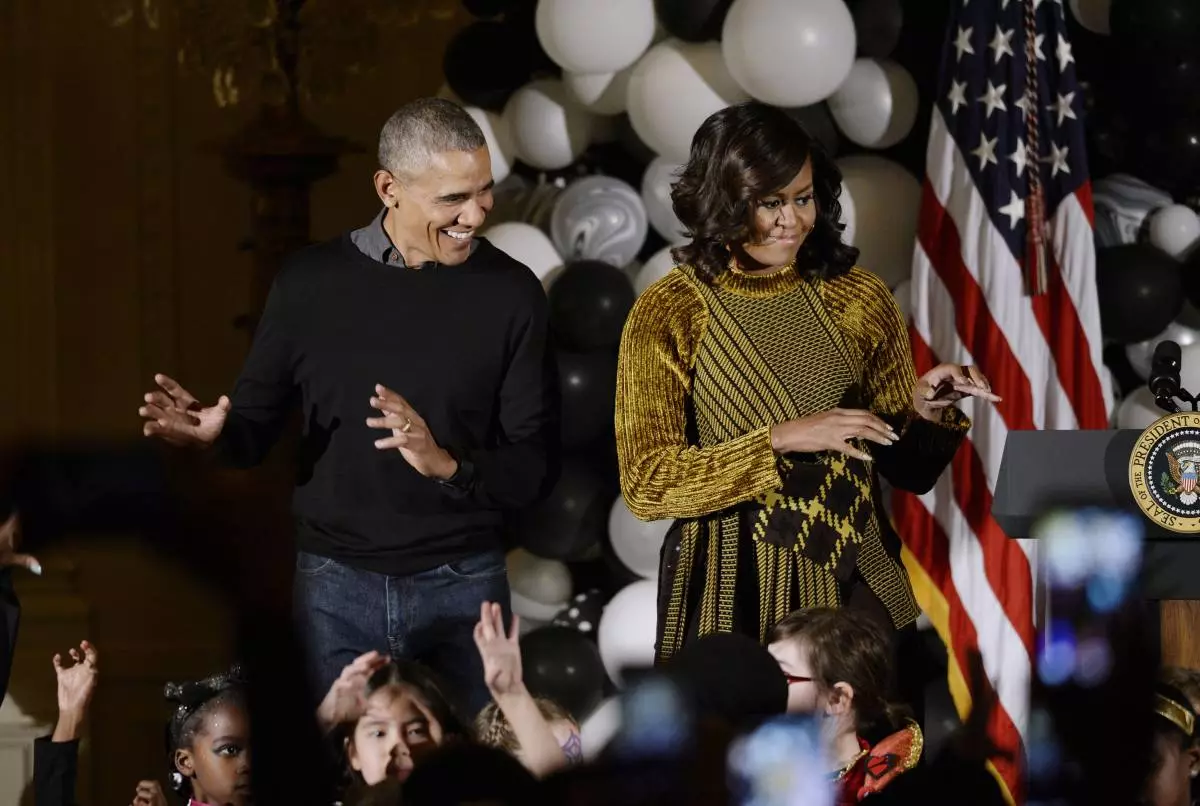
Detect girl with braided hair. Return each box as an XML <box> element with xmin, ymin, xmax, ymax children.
<box><xmin>163</xmin><ymin>666</ymin><xmax>253</xmax><ymax>806</ymax></box>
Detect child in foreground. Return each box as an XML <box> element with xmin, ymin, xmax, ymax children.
<box><xmin>767</xmin><ymin>607</ymin><xmax>921</xmax><ymax>804</ymax></box>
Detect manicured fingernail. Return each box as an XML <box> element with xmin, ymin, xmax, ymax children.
<box><xmin>30</xmin><ymin>562</ymin><xmax>42</xmax><ymax>576</ymax></box>
<box><xmin>374</xmin><ymin>440</ymin><xmax>384</xmax><ymax>448</ymax></box>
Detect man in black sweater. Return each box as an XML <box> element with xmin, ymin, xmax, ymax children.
<box><xmin>137</xmin><ymin>98</ymin><xmax>558</xmax><ymax>715</ymax></box>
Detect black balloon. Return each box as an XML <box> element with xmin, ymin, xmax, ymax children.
<box><xmin>548</xmin><ymin>261</ymin><xmax>636</xmax><ymax>351</ymax></box>
<box><xmin>654</xmin><ymin>0</ymin><xmax>734</xmax><ymax>42</ymax></box>
<box><xmin>557</xmin><ymin>349</ymin><xmax>618</xmax><ymax>449</ymax></box>
<box><xmin>551</xmin><ymin>589</ymin><xmax>607</xmax><ymax>639</ymax></box>
<box><xmin>443</xmin><ymin>21</ymin><xmax>540</xmax><ymax>111</ymax></box>
<box><xmin>1096</xmin><ymin>245</ymin><xmax>1184</xmax><ymax>344</ymax></box>
<box><xmin>1129</xmin><ymin>109</ymin><xmax>1200</xmax><ymax>198</ymax></box>
<box><xmin>515</xmin><ymin>459</ymin><xmax>613</xmax><ymax>561</ymax></box>
<box><xmin>783</xmin><ymin>104</ymin><xmax>841</xmax><ymax>157</ymax></box>
<box><xmin>521</xmin><ymin>626</ymin><xmax>607</xmax><ymax>719</ymax></box>
<box><xmin>850</xmin><ymin>0</ymin><xmax>903</xmax><ymax>59</ymax></box>
<box><xmin>1110</xmin><ymin>0</ymin><xmax>1200</xmax><ymax>53</ymax></box>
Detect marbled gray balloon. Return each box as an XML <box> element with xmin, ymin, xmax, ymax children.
<box><xmin>551</xmin><ymin>175</ymin><xmax>649</xmax><ymax>268</ymax></box>
<box><xmin>1093</xmin><ymin>173</ymin><xmax>1172</xmax><ymax>248</ymax></box>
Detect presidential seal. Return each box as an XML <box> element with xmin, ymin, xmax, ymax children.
<box><xmin>1129</xmin><ymin>412</ymin><xmax>1200</xmax><ymax>533</ymax></box>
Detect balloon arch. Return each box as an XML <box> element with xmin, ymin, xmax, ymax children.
<box><xmin>439</xmin><ymin>0</ymin><xmax>1200</xmax><ymax>727</ymax></box>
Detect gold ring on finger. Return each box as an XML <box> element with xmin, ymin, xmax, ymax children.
<box><xmin>402</xmin><ymin>419</ymin><xmax>413</xmax><ymax>433</ymax></box>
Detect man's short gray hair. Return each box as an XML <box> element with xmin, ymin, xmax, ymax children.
<box><xmin>378</xmin><ymin>98</ymin><xmax>487</xmax><ymax>181</ymax></box>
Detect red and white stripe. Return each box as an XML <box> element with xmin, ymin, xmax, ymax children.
<box><xmin>893</xmin><ymin>110</ymin><xmax>1112</xmax><ymax>801</ymax></box>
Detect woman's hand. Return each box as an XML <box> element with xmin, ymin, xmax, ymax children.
<box><xmin>770</xmin><ymin>408</ymin><xmax>898</xmax><ymax>462</ymax></box>
<box><xmin>913</xmin><ymin>363</ymin><xmax>1001</xmax><ymax>422</ymax></box>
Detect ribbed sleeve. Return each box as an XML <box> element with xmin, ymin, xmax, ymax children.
<box><xmin>825</xmin><ymin>268</ymin><xmax>969</xmax><ymax>494</ymax></box>
<box><xmin>615</xmin><ymin>272</ymin><xmax>782</xmax><ymax>521</ymax></box>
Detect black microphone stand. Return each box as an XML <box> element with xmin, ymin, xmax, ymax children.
<box><xmin>1157</xmin><ymin>387</ymin><xmax>1200</xmax><ymax>414</ymax></box>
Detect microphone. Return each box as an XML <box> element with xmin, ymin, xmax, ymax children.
<box><xmin>1149</xmin><ymin>340</ymin><xmax>1182</xmax><ymax>413</ymax></box>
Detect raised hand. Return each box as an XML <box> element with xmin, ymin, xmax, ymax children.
<box><xmin>473</xmin><ymin>601</ymin><xmax>523</xmax><ymax>698</ymax></box>
<box><xmin>0</xmin><ymin>512</ymin><xmax>40</xmax><ymax>575</ymax></box>
<box><xmin>770</xmin><ymin>408</ymin><xmax>900</xmax><ymax>463</ymax></box>
<box><xmin>139</xmin><ymin>373</ymin><xmax>230</xmax><ymax>448</ymax></box>
<box><xmin>52</xmin><ymin>641</ymin><xmax>99</xmax><ymax>742</ymax></box>
<box><xmin>914</xmin><ymin>363</ymin><xmax>1001</xmax><ymax>422</ymax></box>
<box><xmin>131</xmin><ymin>780</ymin><xmax>168</xmax><ymax>806</ymax></box>
<box><xmin>315</xmin><ymin>650</ymin><xmax>388</xmax><ymax>733</ymax></box>
<box><xmin>367</xmin><ymin>384</ymin><xmax>457</xmax><ymax>479</ymax></box>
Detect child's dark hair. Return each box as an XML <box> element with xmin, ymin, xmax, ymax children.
<box><xmin>164</xmin><ymin>665</ymin><xmax>247</xmax><ymax>796</ymax></box>
<box><xmin>358</xmin><ymin>659</ymin><xmax>474</xmax><ymax>743</ymax></box>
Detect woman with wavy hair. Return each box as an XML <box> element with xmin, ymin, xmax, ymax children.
<box><xmin>615</xmin><ymin>101</ymin><xmax>999</xmax><ymax>662</ymax></box>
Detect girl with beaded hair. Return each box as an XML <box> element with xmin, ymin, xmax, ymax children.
<box><xmin>615</xmin><ymin>101</ymin><xmax>1000</xmax><ymax>663</ymax></box>
<box><xmin>161</xmin><ymin>666</ymin><xmax>253</xmax><ymax>806</ymax></box>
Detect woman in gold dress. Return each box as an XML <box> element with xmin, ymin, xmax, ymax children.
<box><xmin>615</xmin><ymin>102</ymin><xmax>1000</xmax><ymax>662</ymax></box>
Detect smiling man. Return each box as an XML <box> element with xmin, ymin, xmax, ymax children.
<box><xmin>136</xmin><ymin>98</ymin><xmax>559</xmax><ymax>716</ymax></box>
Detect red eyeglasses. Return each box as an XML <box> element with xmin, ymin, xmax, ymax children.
<box><xmin>784</xmin><ymin>673</ymin><xmax>813</xmax><ymax>685</ymax></box>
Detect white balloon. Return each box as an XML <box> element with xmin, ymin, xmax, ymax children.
<box><xmin>626</xmin><ymin>40</ymin><xmax>749</xmax><ymax>163</ymax></box>
<box><xmin>608</xmin><ymin>498</ymin><xmax>670</xmax><ymax>580</ymax></box>
<box><xmin>564</xmin><ymin>66</ymin><xmax>635</xmax><ymax>115</ymax></box>
<box><xmin>892</xmin><ymin>278</ymin><xmax>913</xmax><ymax>322</ymax></box>
<box><xmin>1148</xmin><ymin>205</ymin><xmax>1200</xmax><ymax>260</ymax></box>
<box><xmin>641</xmin><ymin>157</ymin><xmax>687</xmax><ymax>244</ymax></box>
<box><xmin>839</xmin><ymin>180</ymin><xmax>857</xmax><ymax>247</ymax></box>
<box><xmin>597</xmin><ymin>580</ymin><xmax>658</xmax><ymax>686</ymax></box>
<box><xmin>1116</xmin><ymin>386</ymin><xmax>1166</xmax><ymax>430</ymax></box>
<box><xmin>1182</xmin><ymin>342</ymin><xmax>1200</xmax><ymax>399</ymax></box>
<box><xmin>464</xmin><ymin>106</ymin><xmax>516</xmax><ymax>184</ymax></box>
<box><xmin>580</xmin><ymin>696</ymin><xmax>623</xmax><ymax>761</ymax></box>
<box><xmin>503</xmin><ymin>79</ymin><xmax>596</xmax><ymax>170</ymax></box>
<box><xmin>506</xmin><ymin>548</ymin><xmax>573</xmax><ymax>605</ymax></box>
<box><xmin>635</xmin><ymin>246</ymin><xmax>677</xmax><ymax>295</ymax></box>
<box><xmin>722</xmin><ymin>0</ymin><xmax>856</xmax><ymax>107</ymax></box>
<box><xmin>1068</xmin><ymin>0</ymin><xmax>1111</xmax><ymax>35</ymax></box>
<box><xmin>536</xmin><ymin>0</ymin><xmax>656</xmax><ymax>74</ymax></box>
<box><xmin>511</xmin><ymin>589</ymin><xmax>566</xmax><ymax>622</ymax></box>
<box><xmin>1125</xmin><ymin>321</ymin><xmax>1200</xmax><ymax>379</ymax></box>
<box><xmin>481</xmin><ymin>222</ymin><xmax>563</xmax><ymax>281</ymax></box>
<box><xmin>827</xmin><ymin>59</ymin><xmax>919</xmax><ymax>149</ymax></box>
<box><xmin>836</xmin><ymin>155</ymin><xmax>920</xmax><ymax>287</ymax></box>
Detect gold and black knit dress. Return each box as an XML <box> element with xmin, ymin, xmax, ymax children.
<box><xmin>614</xmin><ymin>262</ymin><xmax>969</xmax><ymax>663</ymax></box>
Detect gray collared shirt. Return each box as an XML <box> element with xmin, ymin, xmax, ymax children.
<box><xmin>350</xmin><ymin>209</ymin><xmax>480</xmax><ymax>267</ymax></box>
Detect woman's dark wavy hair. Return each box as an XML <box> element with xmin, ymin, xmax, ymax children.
<box><xmin>670</xmin><ymin>101</ymin><xmax>858</xmax><ymax>282</ymax></box>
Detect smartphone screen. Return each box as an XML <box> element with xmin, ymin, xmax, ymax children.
<box><xmin>727</xmin><ymin>715</ymin><xmax>834</xmax><ymax>806</ymax></box>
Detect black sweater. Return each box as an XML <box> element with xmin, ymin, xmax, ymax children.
<box><xmin>218</xmin><ymin>235</ymin><xmax>558</xmax><ymax>575</ymax></box>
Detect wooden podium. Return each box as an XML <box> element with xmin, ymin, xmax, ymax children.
<box><xmin>993</xmin><ymin>428</ymin><xmax>1200</xmax><ymax>667</ymax></box>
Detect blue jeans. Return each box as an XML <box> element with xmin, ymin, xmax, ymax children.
<box><xmin>293</xmin><ymin>549</ymin><xmax>510</xmax><ymax>719</ymax></box>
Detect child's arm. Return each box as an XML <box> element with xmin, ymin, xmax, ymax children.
<box><xmin>35</xmin><ymin>641</ymin><xmax>99</xmax><ymax>806</ymax></box>
<box><xmin>474</xmin><ymin>601</ymin><xmax>568</xmax><ymax>778</ymax></box>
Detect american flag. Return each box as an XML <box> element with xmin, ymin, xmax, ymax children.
<box><xmin>891</xmin><ymin>0</ymin><xmax>1112</xmax><ymax>801</ymax></box>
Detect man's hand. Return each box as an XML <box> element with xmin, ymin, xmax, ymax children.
<box><xmin>367</xmin><ymin>385</ymin><xmax>457</xmax><ymax>479</ymax></box>
<box><xmin>0</xmin><ymin>513</ymin><xmax>39</xmax><ymax>575</ymax></box>
<box><xmin>52</xmin><ymin>641</ymin><xmax>98</xmax><ymax>742</ymax></box>
<box><xmin>139</xmin><ymin>373</ymin><xmax>230</xmax><ymax>448</ymax></box>
<box><xmin>131</xmin><ymin>780</ymin><xmax>168</xmax><ymax>806</ymax></box>
<box><xmin>913</xmin><ymin>363</ymin><xmax>1001</xmax><ymax>423</ymax></box>
<box><xmin>474</xmin><ymin>601</ymin><xmax>524</xmax><ymax>699</ymax></box>
<box><xmin>315</xmin><ymin>650</ymin><xmax>388</xmax><ymax>734</ymax></box>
